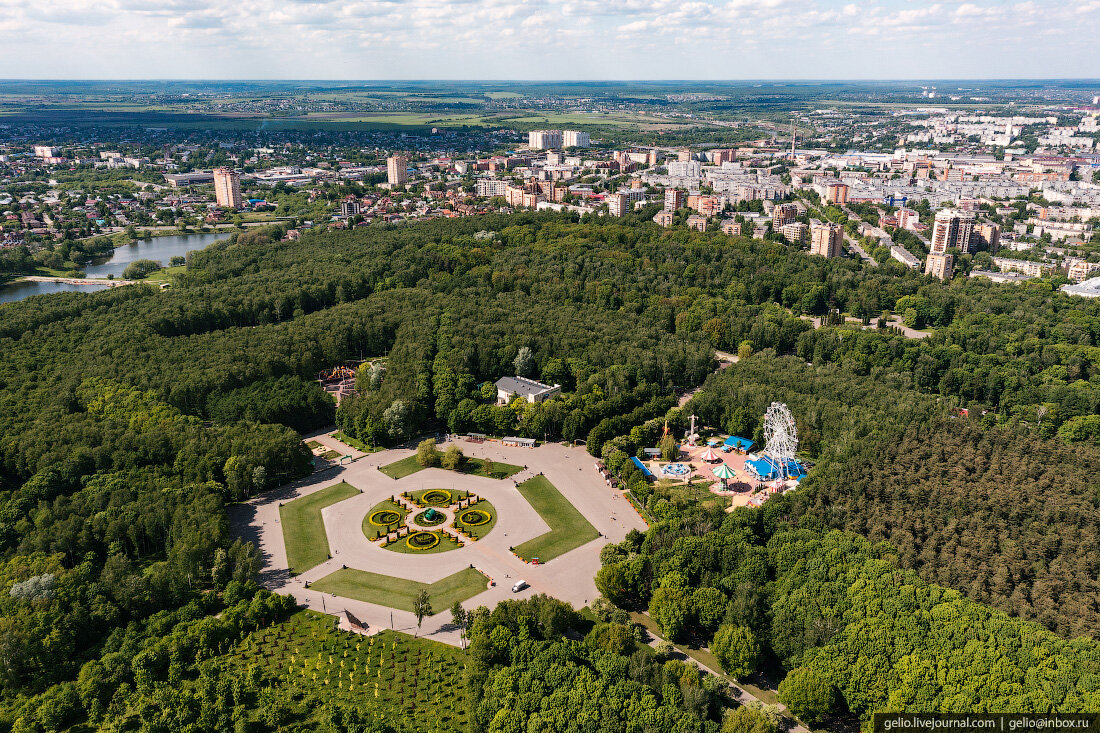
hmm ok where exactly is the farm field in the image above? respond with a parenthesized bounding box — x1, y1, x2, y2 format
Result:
(231, 610, 470, 732)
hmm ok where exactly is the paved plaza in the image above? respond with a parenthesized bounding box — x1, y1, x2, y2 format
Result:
(230, 438, 647, 646)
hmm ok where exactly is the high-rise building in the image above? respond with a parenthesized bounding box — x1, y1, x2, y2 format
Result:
(528, 130, 563, 150)
(931, 209, 976, 253)
(387, 155, 408, 186)
(809, 220, 844, 258)
(664, 188, 684, 211)
(973, 223, 1001, 254)
(667, 160, 702, 178)
(562, 130, 590, 148)
(213, 168, 243, 209)
(607, 193, 628, 217)
(825, 182, 849, 205)
(925, 253, 954, 280)
(34, 146, 59, 158)
(772, 203, 799, 228)
(678, 149, 692, 162)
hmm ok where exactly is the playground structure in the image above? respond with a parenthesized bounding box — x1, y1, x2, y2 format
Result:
(318, 361, 366, 403)
(661, 462, 692, 477)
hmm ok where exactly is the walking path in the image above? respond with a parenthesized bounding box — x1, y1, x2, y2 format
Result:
(633, 611, 809, 733)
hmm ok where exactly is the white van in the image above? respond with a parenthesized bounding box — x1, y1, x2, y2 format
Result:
(511, 580, 529, 593)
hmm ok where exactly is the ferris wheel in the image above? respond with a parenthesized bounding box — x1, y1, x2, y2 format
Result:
(763, 402, 798, 474)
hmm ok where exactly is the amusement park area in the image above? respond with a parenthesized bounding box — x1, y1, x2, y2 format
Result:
(598, 402, 808, 512)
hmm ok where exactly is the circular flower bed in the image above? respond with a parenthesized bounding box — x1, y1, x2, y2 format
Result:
(458, 509, 491, 526)
(406, 531, 442, 550)
(414, 509, 446, 527)
(420, 489, 452, 506)
(368, 509, 403, 527)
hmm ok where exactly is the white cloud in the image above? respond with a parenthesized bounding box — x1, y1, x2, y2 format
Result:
(0, 0, 1097, 78)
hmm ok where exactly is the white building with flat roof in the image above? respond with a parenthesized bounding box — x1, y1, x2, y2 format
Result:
(495, 376, 561, 404)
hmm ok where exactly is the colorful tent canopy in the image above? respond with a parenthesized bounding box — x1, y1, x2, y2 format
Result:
(723, 436, 754, 451)
(712, 463, 736, 479)
(746, 456, 806, 480)
(700, 447, 721, 462)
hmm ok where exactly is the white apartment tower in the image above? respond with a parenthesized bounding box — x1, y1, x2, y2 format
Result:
(387, 155, 408, 186)
(528, 130, 563, 150)
(562, 130, 590, 148)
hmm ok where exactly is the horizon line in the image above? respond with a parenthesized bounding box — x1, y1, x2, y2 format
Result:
(1, 77, 1099, 84)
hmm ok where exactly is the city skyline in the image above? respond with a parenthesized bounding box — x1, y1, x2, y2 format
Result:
(3, 0, 1100, 80)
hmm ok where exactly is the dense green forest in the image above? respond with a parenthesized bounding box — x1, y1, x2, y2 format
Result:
(596, 503, 1100, 726)
(4, 209, 1100, 729)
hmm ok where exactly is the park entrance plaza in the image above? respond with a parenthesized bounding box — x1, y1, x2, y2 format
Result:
(231, 439, 646, 647)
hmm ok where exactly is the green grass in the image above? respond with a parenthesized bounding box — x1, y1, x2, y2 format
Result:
(379, 454, 425, 479)
(141, 265, 184, 284)
(453, 499, 497, 540)
(232, 610, 469, 732)
(331, 430, 379, 453)
(379, 453, 523, 480)
(406, 488, 469, 508)
(361, 498, 408, 540)
(384, 530, 464, 554)
(320, 449, 341, 460)
(513, 476, 599, 562)
(311, 567, 488, 613)
(280, 482, 360, 574)
(306, 440, 322, 449)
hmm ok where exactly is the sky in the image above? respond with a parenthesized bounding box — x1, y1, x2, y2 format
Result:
(3, 0, 1100, 80)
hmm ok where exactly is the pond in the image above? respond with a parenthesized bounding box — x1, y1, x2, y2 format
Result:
(0, 232, 229, 304)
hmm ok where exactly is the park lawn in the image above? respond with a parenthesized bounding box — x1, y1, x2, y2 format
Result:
(306, 440, 322, 449)
(379, 454, 424, 478)
(232, 610, 470, 732)
(512, 476, 599, 562)
(453, 499, 497, 540)
(379, 454, 523, 480)
(280, 482, 360, 574)
(143, 265, 184, 284)
(331, 430, 380, 453)
(385, 530, 464, 555)
(466, 456, 524, 479)
(361, 498, 408, 540)
(310, 567, 488, 613)
(407, 488, 469, 507)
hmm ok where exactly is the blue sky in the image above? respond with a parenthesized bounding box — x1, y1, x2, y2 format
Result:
(3, 0, 1099, 79)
